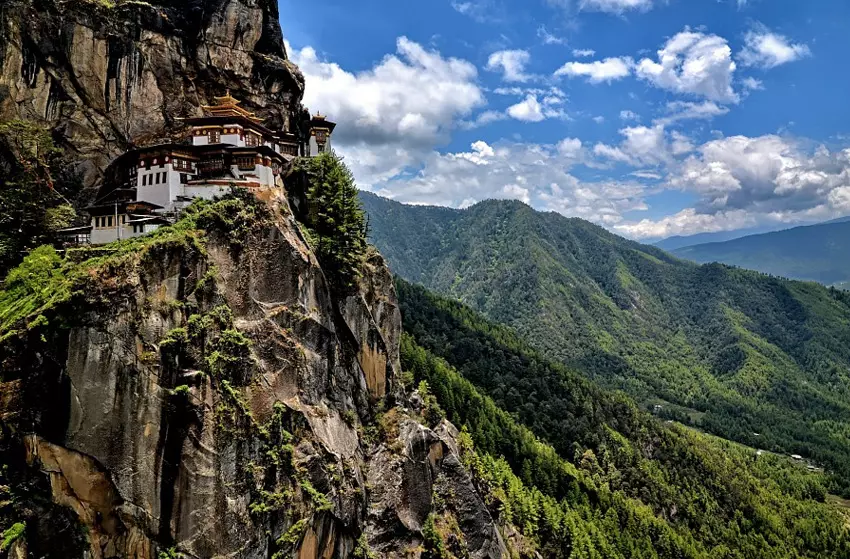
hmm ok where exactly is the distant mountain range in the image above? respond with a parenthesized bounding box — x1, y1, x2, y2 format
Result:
(654, 225, 788, 251)
(672, 220, 850, 286)
(655, 217, 850, 251)
(360, 191, 850, 495)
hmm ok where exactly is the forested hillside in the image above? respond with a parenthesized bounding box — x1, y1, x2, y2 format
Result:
(398, 279, 850, 558)
(673, 220, 850, 286)
(362, 192, 850, 495)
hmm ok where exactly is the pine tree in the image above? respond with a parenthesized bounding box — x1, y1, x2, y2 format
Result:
(297, 152, 368, 289)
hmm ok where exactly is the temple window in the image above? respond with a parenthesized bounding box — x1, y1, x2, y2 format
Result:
(198, 158, 225, 176)
(210, 130, 221, 144)
(237, 156, 254, 170)
(246, 133, 259, 147)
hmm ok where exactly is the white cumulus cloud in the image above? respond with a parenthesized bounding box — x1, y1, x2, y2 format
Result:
(555, 57, 634, 83)
(487, 49, 533, 82)
(739, 25, 811, 69)
(289, 37, 485, 188)
(508, 95, 546, 122)
(375, 139, 646, 224)
(538, 26, 568, 45)
(594, 124, 672, 166)
(636, 29, 738, 103)
(617, 138, 850, 238)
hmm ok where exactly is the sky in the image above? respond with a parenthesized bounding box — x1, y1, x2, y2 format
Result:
(279, 0, 850, 240)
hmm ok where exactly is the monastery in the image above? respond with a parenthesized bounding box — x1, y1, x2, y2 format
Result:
(62, 94, 335, 245)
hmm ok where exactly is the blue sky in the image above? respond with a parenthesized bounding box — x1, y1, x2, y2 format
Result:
(279, 0, 850, 239)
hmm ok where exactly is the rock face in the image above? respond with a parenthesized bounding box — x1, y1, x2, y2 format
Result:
(0, 192, 508, 558)
(0, 0, 307, 191)
(366, 416, 507, 559)
(0, 2, 511, 556)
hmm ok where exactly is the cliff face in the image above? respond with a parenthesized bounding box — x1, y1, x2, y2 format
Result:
(0, 3, 512, 556)
(0, 193, 508, 558)
(0, 0, 307, 190)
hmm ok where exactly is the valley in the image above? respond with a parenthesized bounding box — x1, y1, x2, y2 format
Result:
(363, 192, 850, 497)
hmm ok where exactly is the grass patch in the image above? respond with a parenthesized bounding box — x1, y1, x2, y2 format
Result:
(0, 195, 268, 343)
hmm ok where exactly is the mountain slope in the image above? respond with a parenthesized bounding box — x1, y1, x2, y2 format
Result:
(398, 278, 850, 558)
(674, 220, 850, 285)
(363, 193, 850, 494)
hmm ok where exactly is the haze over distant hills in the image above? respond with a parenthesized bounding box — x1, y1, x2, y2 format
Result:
(673, 220, 850, 286)
(361, 191, 850, 496)
(655, 226, 791, 251)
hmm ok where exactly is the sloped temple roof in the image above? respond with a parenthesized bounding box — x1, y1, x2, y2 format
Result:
(201, 92, 264, 123)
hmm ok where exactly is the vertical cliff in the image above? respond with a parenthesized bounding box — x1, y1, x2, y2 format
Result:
(0, 0, 307, 191)
(0, 192, 509, 558)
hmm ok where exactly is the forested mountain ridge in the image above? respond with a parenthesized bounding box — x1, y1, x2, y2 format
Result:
(362, 192, 850, 495)
(398, 278, 850, 558)
(673, 220, 850, 286)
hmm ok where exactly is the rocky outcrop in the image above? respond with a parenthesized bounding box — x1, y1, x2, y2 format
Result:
(0, 0, 307, 191)
(365, 414, 508, 559)
(0, 192, 509, 558)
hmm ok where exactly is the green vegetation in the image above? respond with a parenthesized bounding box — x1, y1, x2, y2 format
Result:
(674, 220, 850, 286)
(352, 533, 377, 559)
(363, 193, 850, 495)
(0, 522, 25, 551)
(422, 514, 450, 559)
(294, 153, 368, 288)
(0, 194, 268, 343)
(0, 120, 81, 276)
(399, 281, 850, 557)
(276, 518, 308, 548)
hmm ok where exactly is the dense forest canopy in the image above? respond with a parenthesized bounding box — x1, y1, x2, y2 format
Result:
(362, 192, 850, 495)
(398, 279, 850, 558)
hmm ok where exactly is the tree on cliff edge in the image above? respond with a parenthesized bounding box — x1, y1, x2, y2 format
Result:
(295, 152, 368, 289)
